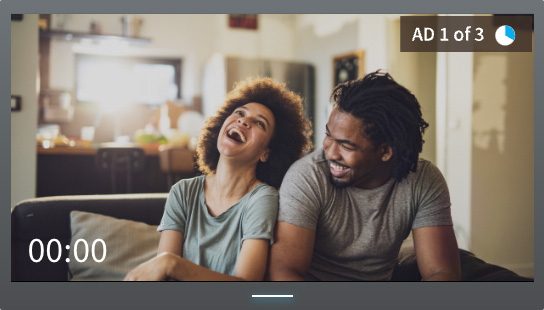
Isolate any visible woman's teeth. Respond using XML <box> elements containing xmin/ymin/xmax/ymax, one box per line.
<box><xmin>228</xmin><ymin>128</ymin><xmax>246</xmax><ymax>143</ymax></box>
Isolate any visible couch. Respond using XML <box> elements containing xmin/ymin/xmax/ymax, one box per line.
<box><xmin>11</xmin><ymin>194</ymin><xmax>532</xmax><ymax>281</ymax></box>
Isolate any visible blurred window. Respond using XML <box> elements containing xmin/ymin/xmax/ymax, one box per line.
<box><xmin>75</xmin><ymin>54</ymin><xmax>181</xmax><ymax>105</ymax></box>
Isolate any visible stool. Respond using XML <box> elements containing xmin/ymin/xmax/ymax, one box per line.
<box><xmin>95</xmin><ymin>143</ymin><xmax>145</xmax><ymax>193</ymax></box>
<box><xmin>158</xmin><ymin>145</ymin><xmax>197</xmax><ymax>189</ymax></box>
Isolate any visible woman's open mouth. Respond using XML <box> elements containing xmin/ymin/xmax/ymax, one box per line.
<box><xmin>227</xmin><ymin>128</ymin><xmax>246</xmax><ymax>143</ymax></box>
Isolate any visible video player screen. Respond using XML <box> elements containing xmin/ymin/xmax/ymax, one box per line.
<box><xmin>5</xmin><ymin>2</ymin><xmax>540</xmax><ymax>310</ymax></box>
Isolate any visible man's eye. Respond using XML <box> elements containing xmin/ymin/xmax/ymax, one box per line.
<box><xmin>325</xmin><ymin>132</ymin><xmax>332</xmax><ymax>139</ymax></box>
<box><xmin>342</xmin><ymin>144</ymin><xmax>355</xmax><ymax>151</ymax></box>
<box><xmin>256</xmin><ymin>121</ymin><xmax>265</xmax><ymax>128</ymax></box>
<box><xmin>235</xmin><ymin>110</ymin><xmax>244</xmax><ymax>116</ymax></box>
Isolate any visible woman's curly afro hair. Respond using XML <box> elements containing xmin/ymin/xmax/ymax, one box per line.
<box><xmin>197</xmin><ymin>77</ymin><xmax>313</xmax><ymax>188</ymax></box>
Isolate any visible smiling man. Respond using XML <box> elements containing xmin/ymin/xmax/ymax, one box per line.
<box><xmin>268</xmin><ymin>71</ymin><xmax>461</xmax><ymax>281</ymax></box>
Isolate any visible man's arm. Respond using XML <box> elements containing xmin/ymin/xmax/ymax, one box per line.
<box><xmin>266</xmin><ymin>221</ymin><xmax>316</xmax><ymax>281</ymax></box>
<box><xmin>412</xmin><ymin>225</ymin><xmax>461</xmax><ymax>281</ymax></box>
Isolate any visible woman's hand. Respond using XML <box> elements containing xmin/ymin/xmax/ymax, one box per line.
<box><xmin>124</xmin><ymin>237</ymin><xmax>271</xmax><ymax>281</ymax></box>
<box><xmin>124</xmin><ymin>252</ymin><xmax>180</xmax><ymax>281</ymax></box>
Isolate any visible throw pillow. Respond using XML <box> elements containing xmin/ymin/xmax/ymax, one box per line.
<box><xmin>68</xmin><ymin>211</ymin><xmax>160</xmax><ymax>281</ymax></box>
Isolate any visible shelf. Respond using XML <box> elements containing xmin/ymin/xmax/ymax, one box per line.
<box><xmin>37</xmin><ymin>144</ymin><xmax>160</xmax><ymax>156</ymax></box>
<box><xmin>40</xmin><ymin>30</ymin><xmax>151</xmax><ymax>46</ymax></box>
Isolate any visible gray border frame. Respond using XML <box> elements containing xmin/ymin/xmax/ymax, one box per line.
<box><xmin>3</xmin><ymin>1</ymin><xmax>541</xmax><ymax>309</ymax></box>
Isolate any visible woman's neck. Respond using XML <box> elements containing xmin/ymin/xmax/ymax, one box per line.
<box><xmin>204</xmin><ymin>158</ymin><xmax>260</xmax><ymax>216</ymax></box>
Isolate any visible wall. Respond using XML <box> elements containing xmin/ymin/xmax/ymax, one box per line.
<box><xmin>11</xmin><ymin>14</ymin><xmax>39</xmax><ymax>209</ymax></box>
<box><xmin>436</xmin><ymin>52</ymin><xmax>474</xmax><ymax>251</ymax></box>
<box><xmin>293</xmin><ymin>15</ymin><xmax>359</xmax><ymax>146</ymax></box>
<box><xmin>216</xmin><ymin>14</ymin><xmax>296</xmax><ymax>61</ymax></box>
<box><xmin>471</xmin><ymin>43</ymin><xmax>534</xmax><ymax>277</ymax></box>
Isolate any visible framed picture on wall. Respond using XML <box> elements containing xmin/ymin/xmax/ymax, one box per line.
<box><xmin>228</xmin><ymin>14</ymin><xmax>258</xmax><ymax>30</ymax></box>
<box><xmin>332</xmin><ymin>50</ymin><xmax>365</xmax><ymax>87</ymax></box>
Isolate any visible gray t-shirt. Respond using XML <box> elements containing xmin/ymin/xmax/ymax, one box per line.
<box><xmin>278</xmin><ymin>148</ymin><xmax>453</xmax><ymax>281</ymax></box>
<box><xmin>158</xmin><ymin>175</ymin><xmax>278</xmax><ymax>276</ymax></box>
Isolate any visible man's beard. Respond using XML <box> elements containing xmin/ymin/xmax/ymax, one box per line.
<box><xmin>329</xmin><ymin>173</ymin><xmax>351</xmax><ymax>188</ymax></box>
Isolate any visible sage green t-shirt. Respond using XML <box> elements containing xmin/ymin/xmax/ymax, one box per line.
<box><xmin>157</xmin><ymin>175</ymin><xmax>278</xmax><ymax>276</ymax></box>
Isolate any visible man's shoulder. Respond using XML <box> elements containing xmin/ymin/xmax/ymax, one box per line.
<box><xmin>414</xmin><ymin>158</ymin><xmax>443</xmax><ymax>177</ymax></box>
<box><xmin>281</xmin><ymin>148</ymin><xmax>330</xmax><ymax>189</ymax></box>
<box><xmin>402</xmin><ymin>158</ymin><xmax>447</xmax><ymax>189</ymax></box>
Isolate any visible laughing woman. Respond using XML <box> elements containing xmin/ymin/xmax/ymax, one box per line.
<box><xmin>124</xmin><ymin>78</ymin><xmax>312</xmax><ymax>281</ymax></box>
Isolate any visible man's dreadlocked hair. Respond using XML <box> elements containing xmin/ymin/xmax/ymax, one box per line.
<box><xmin>330</xmin><ymin>70</ymin><xmax>429</xmax><ymax>181</ymax></box>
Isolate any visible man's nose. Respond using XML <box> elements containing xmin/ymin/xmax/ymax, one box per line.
<box><xmin>324</xmin><ymin>139</ymin><xmax>341</xmax><ymax>161</ymax></box>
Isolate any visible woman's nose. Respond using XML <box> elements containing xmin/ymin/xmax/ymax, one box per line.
<box><xmin>238</xmin><ymin>118</ymin><xmax>250</xmax><ymax>128</ymax></box>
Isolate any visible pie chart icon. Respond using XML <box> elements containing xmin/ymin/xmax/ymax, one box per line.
<box><xmin>495</xmin><ymin>25</ymin><xmax>515</xmax><ymax>46</ymax></box>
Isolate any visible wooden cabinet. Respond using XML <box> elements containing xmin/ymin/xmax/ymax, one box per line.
<box><xmin>36</xmin><ymin>147</ymin><xmax>197</xmax><ymax>197</ymax></box>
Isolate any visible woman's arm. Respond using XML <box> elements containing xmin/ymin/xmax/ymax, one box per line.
<box><xmin>125</xmin><ymin>236</ymin><xmax>269</xmax><ymax>281</ymax></box>
<box><xmin>157</xmin><ymin>230</ymin><xmax>184</xmax><ymax>256</ymax></box>
<box><xmin>160</xmin><ymin>238</ymin><xmax>269</xmax><ymax>281</ymax></box>
<box><xmin>124</xmin><ymin>230</ymin><xmax>183</xmax><ymax>281</ymax></box>
<box><xmin>233</xmin><ymin>239</ymin><xmax>269</xmax><ymax>280</ymax></box>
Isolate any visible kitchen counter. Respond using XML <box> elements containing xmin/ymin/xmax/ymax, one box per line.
<box><xmin>36</xmin><ymin>144</ymin><xmax>196</xmax><ymax>197</ymax></box>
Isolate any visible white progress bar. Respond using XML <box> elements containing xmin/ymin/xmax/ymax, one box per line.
<box><xmin>252</xmin><ymin>295</ymin><xmax>293</xmax><ymax>298</ymax></box>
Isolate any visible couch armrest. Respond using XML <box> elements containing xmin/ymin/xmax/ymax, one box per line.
<box><xmin>12</xmin><ymin>194</ymin><xmax>168</xmax><ymax>281</ymax></box>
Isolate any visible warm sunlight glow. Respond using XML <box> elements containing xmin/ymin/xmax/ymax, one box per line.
<box><xmin>76</xmin><ymin>58</ymin><xmax>178</xmax><ymax>106</ymax></box>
